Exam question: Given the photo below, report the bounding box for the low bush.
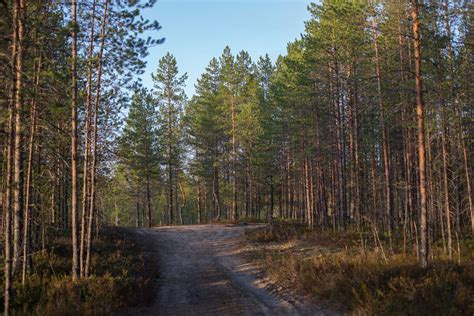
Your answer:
[1,227,157,315]
[246,220,308,242]
[248,222,474,314]
[267,252,473,314]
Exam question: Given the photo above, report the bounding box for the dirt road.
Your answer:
[127,224,333,316]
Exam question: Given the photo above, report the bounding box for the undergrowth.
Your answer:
[247,221,474,315]
[246,219,307,242]
[0,227,157,315]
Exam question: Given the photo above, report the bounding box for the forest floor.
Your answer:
[244,221,474,315]
[0,227,159,314]
[123,224,335,316]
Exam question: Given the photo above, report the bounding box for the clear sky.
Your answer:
[141,0,312,97]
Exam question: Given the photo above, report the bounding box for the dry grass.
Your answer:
[246,222,474,315]
[1,227,158,315]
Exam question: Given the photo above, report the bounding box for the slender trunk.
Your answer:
[213,143,220,220]
[353,68,361,226]
[462,131,473,234]
[197,179,201,224]
[80,0,97,277]
[22,55,42,284]
[168,87,173,225]
[176,178,182,224]
[4,155,12,316]
[335,63,345,228]
[12,0,26,276]
[179,178,187,224]
[85,0,109,277]
[113,199,119,226]
[269,175,274,223]
[412,0,428,268]
[398,12,413,253]
[136,185,140,227]
[4,0,17,305]
[231,98,238,220]
[71,0,80,280]
[373,17,392,234]
[304,156,312,228]
[444,1,473,234]
[439,81,452,259]
[287,152,291,219]
[146,172,152,227]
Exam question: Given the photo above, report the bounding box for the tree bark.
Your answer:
[80,0,97,278]
[22,54,42,284]
[85,0,109,277]
[412,0,428,268]
[12,0,26,276]
[71,0,80,280]
[4,0,18,309]
[231,98,238,220]
[373,17,392,235]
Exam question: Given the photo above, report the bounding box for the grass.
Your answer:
[0,227,158,315]
[246,219,307,242]
[246,221,474,315]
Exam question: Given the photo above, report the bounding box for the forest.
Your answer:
[1,0,473,314]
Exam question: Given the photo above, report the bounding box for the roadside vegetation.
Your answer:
[2,0,472,313]
[0,227,157,315]
[246,221,474,315]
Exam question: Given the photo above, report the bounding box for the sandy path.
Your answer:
[126,224,333,316]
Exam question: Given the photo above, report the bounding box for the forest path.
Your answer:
[126,224,333,316]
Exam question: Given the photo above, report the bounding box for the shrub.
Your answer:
[248,223,474,314]
[0,227,157,315]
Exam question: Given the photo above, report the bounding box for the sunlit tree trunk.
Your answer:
[85,0,109,277]
[412,0,428,268]
[80,0,97,278]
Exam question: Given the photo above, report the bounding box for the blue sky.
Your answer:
[141,0,312,97]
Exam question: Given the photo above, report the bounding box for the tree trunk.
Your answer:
[12,0,26,276]
[373,17,392,235]
[269,175,274,223]
[304,156,312,228]
[167,85,174,225]
[231,98,238,220]
[444,1,473,234]
[412,0,428,268]
[71,0,80,280]
[4,0,17,307]
[440,80,452,259]
[22,55,42,284]
[179,178,187,225]
[213,144,220,220]
[136,186,140,227]
[85,0,109,277]
[197,174,202,224]
[80,0,97,278]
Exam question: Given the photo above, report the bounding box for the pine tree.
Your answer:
[152,53,187,225]
[119,89,160,228]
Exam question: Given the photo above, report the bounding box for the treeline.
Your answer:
[188,0,473,264]
[107,0,472,269]
[0,0,161,313]
[110,53,188,228]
